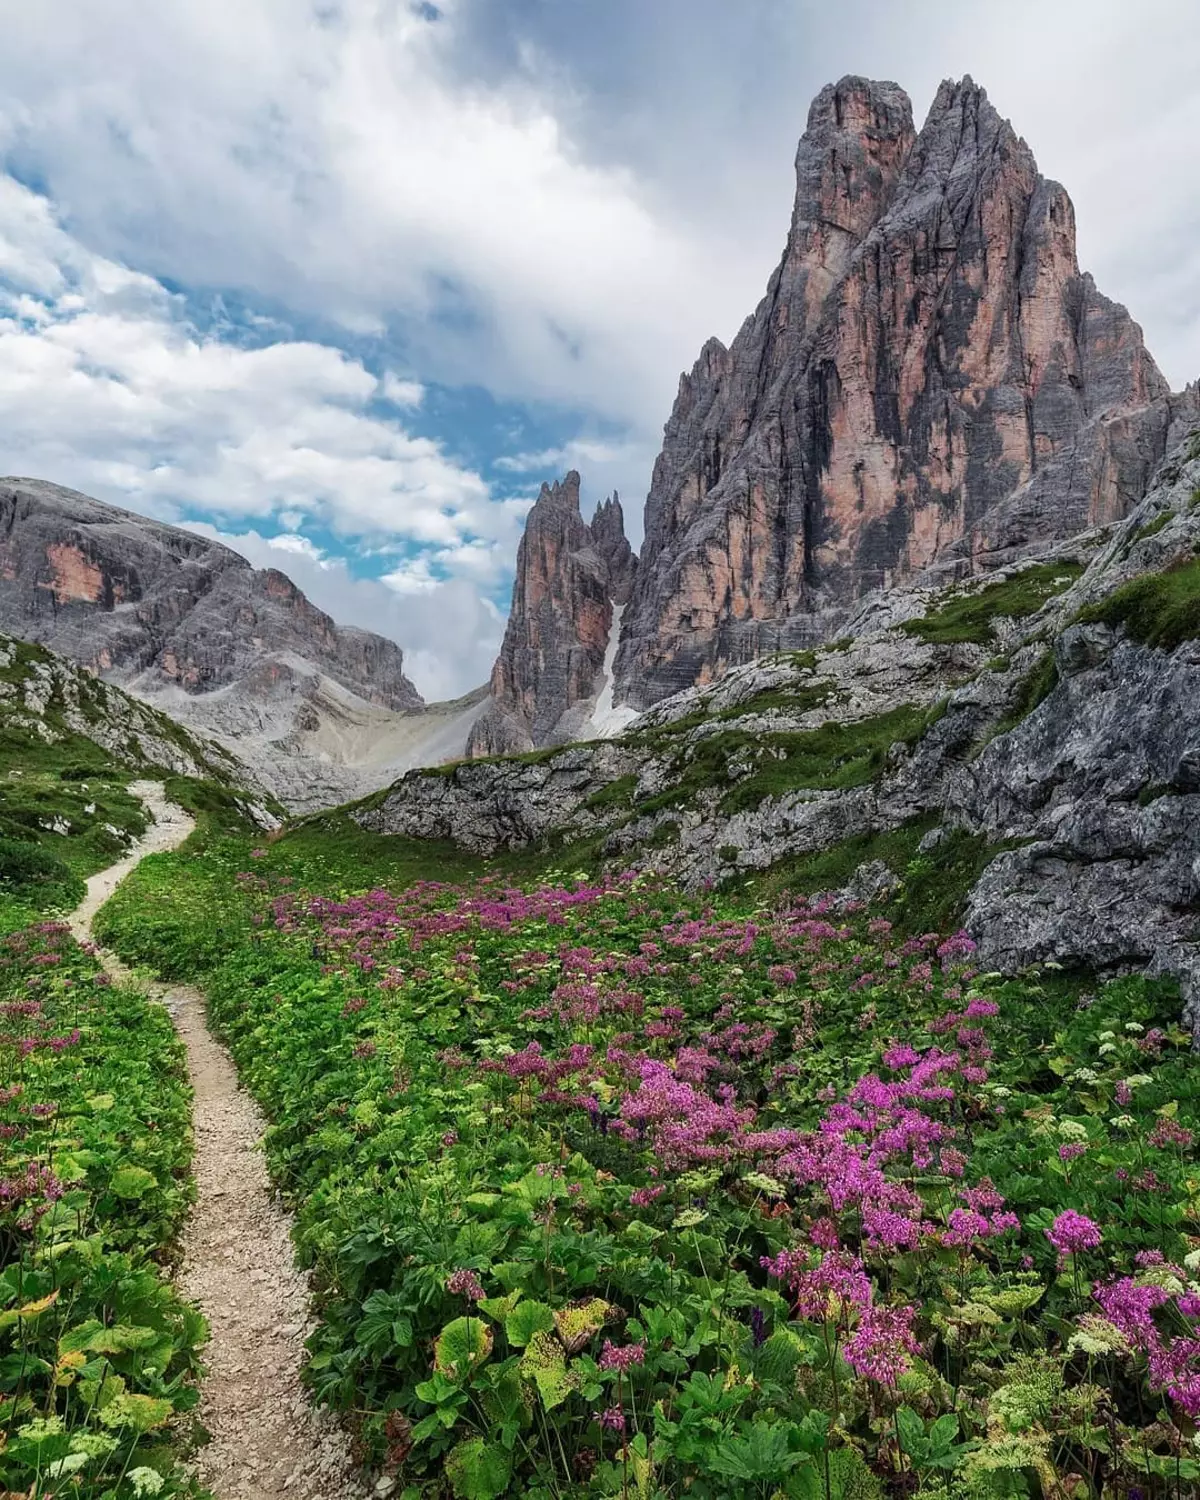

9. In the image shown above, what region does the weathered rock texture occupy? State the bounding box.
[0,479,423,710]
[608,75,1199,709]
[0,478,478,810]
[467,473,636,756]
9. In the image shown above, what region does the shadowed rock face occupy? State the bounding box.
[0,478,424,711]
[611,74,1198,709]
[467,473,636,756]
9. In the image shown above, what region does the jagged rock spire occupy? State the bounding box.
[612,74,1194,709]
[466,474,637,756]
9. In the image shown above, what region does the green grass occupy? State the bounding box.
[0,633,275,904]
[712,681,837,722]
[1132,511,1172,543]
[716,700,945,816]
[1076,553,1200,652]
[983,647,1061,744]
[737,815,1026,936]
[582,773,638,811]
[900,561,1084,645]
[93,811,1197,1497]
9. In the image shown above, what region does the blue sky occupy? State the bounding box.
[0,0,1197,697]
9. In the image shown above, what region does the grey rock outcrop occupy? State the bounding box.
[0,479,423,711]
[0,630,274,823]
[467,474,636,756]
[0,478,473,810]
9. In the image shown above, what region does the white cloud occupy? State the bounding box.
[0,170,532,695]
[493,438,644,473]
[0,0,1196,699]
[380,371,424,407]
[257,531,327,564]
[0,0,758,433]
[0,172,527,545]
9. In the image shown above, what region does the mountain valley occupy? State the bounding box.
[3,64,1200,1500]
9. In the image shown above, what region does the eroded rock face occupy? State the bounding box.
[467,474,636,756]
[0,479,424,712]
[611,75,1198,709]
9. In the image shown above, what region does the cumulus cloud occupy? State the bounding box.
[0,175,499,541]
[1,0,1195,423]
[0,0,751,431]
[0,169,531,692]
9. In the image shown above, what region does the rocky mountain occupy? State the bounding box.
[467,473,636,756]
[0,478,423,708]
[360,421,1200,1030]
[0,478,481,809]
[476,76,1197,743]
[612,73,1199,709]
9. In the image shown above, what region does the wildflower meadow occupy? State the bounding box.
[95,822,1200,1500]
[0,899,207,1498]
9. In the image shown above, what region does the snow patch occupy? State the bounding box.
[584,604,639,739]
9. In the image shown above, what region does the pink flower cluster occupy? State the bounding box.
[1096,1276,1200,1418]
[1045,1210,1103,1256]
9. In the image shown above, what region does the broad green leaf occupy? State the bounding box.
[108,1166,157,1199]
[434,1317,494,1380]
[445,1436,512,1499]
[928,1413,962,1453]
[477,1293,521,1321]
[895,1405,927,1457]
[0,1289,59,1332]
[706,1423,811,1480]
[755,1328,805,1388]
[553,1297,612,1354]
[97,1392,174,1431]
[519,1331,576,1410]
[84,1325,162,1355]
[504,1300,554,1348]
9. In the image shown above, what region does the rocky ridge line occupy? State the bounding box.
[472,75,1198,752]
[612,73,1198,708]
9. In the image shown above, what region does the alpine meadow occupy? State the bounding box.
[2,11,1200,1500]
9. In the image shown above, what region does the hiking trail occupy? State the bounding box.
[70,781,370,1500]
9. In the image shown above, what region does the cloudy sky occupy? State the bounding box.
[1,0,1197,697]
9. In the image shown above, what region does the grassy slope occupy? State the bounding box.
[0,634,274,915]
[0,731,211,1496]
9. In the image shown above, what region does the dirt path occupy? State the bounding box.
[73,782,370,1500]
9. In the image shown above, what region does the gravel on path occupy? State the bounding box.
[72,782,372,1500]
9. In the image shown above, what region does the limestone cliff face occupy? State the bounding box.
[467,473,636,756]
[0,477,425,710]
[611,75,1198,708]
